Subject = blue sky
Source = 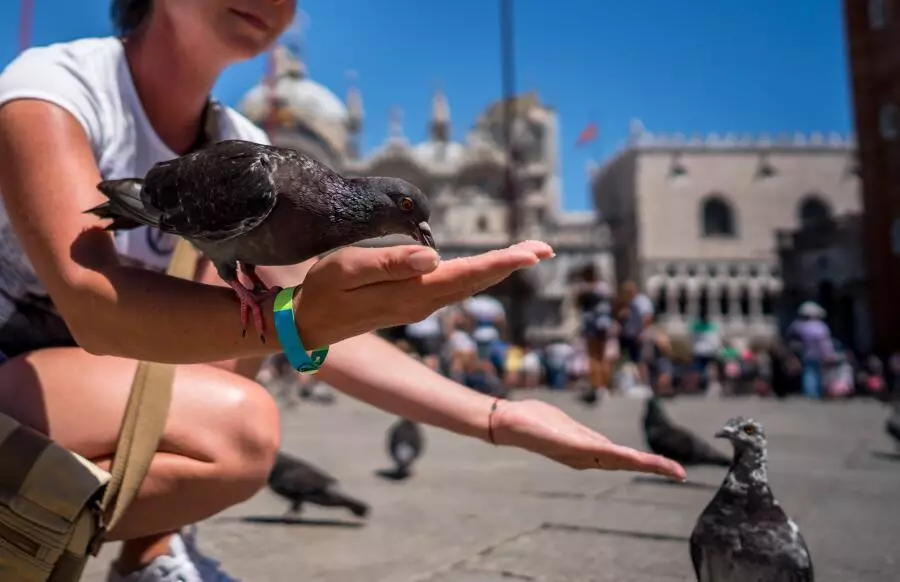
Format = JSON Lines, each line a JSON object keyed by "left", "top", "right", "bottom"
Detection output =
{"left": 0, "top": 0, "right": 853, "bottom": 211}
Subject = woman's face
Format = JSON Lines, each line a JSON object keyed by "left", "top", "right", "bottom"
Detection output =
{"left": 158, "top": 0, "right": 296, "bottom": 62}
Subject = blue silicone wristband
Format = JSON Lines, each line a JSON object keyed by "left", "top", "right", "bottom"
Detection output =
{"left": 273, "top": 286, "right": 329, "bottom": 374}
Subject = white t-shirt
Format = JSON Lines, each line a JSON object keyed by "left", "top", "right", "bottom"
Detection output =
{"left": 0, "top": 37, "right": 269, "bottom": 336}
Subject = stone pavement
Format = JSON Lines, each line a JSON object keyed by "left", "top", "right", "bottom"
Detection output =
{"left": 84, "top": 390, "right": 900, "bottom": 582}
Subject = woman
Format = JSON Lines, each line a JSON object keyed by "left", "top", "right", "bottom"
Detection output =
{"left": 573, "top": 264, "right": 613, "bottom": 399}
{"left": 0, "top": 2, "right": 684, "bottom": 581}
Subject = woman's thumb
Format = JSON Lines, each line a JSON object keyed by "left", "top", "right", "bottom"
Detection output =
{"left": 325, "top": 245, "right": 440, "bottom": 289}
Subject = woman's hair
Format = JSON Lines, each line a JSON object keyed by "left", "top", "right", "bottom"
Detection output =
{"left": 111, "top": 0, "right": 153, "bottom": 35}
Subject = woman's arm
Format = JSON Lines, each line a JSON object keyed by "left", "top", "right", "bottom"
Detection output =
{"left": 318, "top": 332, "right": 494, "bottom": 440}
{"left": 0, "top": 100, "right": 277, "bottom": 362}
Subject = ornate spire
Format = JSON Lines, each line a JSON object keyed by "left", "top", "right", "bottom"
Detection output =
{"left": 271, "top": 44, "right": 306, "bottom": 80}
{"left": 429, "top": 81, "right": 450, "bottom": 142}
{"left": 345, "top": 69, "right": 363, "bottom": 133}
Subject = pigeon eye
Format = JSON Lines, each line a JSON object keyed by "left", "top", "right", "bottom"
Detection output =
{"left": 742, "top": 425, "right": 756, "bottom": 435}
{"left": 398, "top": 196, "right": 414, "bottom": 212}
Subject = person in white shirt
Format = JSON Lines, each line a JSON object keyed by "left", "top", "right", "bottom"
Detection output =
{"left": 0, "top": 1, "right": 684, "bottom": 580}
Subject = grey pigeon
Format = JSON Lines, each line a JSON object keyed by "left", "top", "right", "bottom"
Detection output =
{"left": 87, "top": 139, "right": 435, "bottom": 340}
{"left": 690, "top": 417, "right": 813, "bottom": 582}
{"left": 387, "top": 418, "right": 424, "bottom": 480}
{"left": 643, "top": 397, "right": 731, "bottom": 467}
{"left": 267, "top": 450, "right": 369, "bottom": 518}
{"left": 886, "top": 401, "right": 900, "bottom": 449}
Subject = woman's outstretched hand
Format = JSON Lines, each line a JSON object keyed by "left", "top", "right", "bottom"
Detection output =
{"left": 490, "top": 398, "right": 687, "bottom": 481}
{"left": 294, "top": 240, "right": 553, "bottom": 349}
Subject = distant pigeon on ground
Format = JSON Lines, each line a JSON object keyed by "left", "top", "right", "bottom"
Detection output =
{"left": 690, "top": 416, "right": 814, "bottom": 582}
{"left": 267, "top": 450, "right": 369, "bottom": 519}
{"left": 387, "top": 418, "right": 424, "bottom": 480}
{"left": 886, "top": 401, "right": 900, "bottom": 449}
{"left": 88, "top": 139, "right": 435, "bottom": 340}
{"left": 643, "top": 397, "right": 731, "bottom": 467}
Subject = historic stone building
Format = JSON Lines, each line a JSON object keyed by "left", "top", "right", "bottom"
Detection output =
{"left": 843, "top": 0, "right": 900, "bottom": 355}
{"left": 239, "top": 46, "right": 610, "bottom": 341}
{"left": 590, "top": 120, "right": 861, "bottom": 342}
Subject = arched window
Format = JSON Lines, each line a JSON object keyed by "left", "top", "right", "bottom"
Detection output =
{"left": 701, "top": 196, "right": 736, "bottom": 238}
{"left": 797, "top": 195, "right": 832, "bottom": 227}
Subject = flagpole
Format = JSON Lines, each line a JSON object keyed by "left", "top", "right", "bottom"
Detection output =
{"left": 499, "top": 0, "right": 529, "bottom": 347}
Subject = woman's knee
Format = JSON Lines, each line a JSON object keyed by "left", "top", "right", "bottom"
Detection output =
{"left": 200, "top": 367, "right": 281, "bottom": 499}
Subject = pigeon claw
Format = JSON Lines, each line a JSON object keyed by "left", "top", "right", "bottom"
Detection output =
{"left": 228, "top": 281, "right": 283, "bottom": 342}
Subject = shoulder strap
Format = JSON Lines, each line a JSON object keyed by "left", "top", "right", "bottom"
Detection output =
{"left": 98, "top": 239, "right": 199, "bottom": 533}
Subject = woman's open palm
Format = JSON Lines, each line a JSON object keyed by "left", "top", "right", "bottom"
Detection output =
{"left": 490, "top": 399, "right": 687, "bottom": 481}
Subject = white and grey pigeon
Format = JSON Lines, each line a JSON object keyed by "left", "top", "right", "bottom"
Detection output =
{"left": 387, "top": 418, "right": 424, "bottom": 480}
{"left": 690, "top": 416, "right": 813, "bottom": 582}
{"left": 87, "top": 139, "right": 435, "bottom": 341}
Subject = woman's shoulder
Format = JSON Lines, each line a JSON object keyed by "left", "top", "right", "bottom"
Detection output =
{"left": 2, "top": 36, "right": 122, "bottom": 83}
{"left": 0, "top": 37, "right": 124, "bottom": 145}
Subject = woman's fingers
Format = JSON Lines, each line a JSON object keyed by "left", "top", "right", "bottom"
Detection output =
{"left": 357, "top": 245, "right": 553, "bottom": 325}
{"left": 598, "top": 444, "right": 687, "bottom": 481}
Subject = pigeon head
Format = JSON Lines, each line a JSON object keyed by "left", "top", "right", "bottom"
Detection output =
{"left": 715, "top": 416, "right": 766, "bottom": 452}
{"left": 357, "top": 176, "right": 436, "bottom": 249}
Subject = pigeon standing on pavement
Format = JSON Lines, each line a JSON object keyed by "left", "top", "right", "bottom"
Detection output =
{"left": 267, "top": 450, "right": 370, "bottom": 519}
{"left": 88, "top": 139, "right": 435, "bottom": 340}
{"left": 387, "top": 418, "right": 424, "bottom": 480}
{"left": 886, "top": 401, "right": 900, "bottom": 449}
{"left": 643, "top": 397, "right": 731, "bottom": 467}
{"left": 690, "top": 416, "right": 814, "bottom": 581}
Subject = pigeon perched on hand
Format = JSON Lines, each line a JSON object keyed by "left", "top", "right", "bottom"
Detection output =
{"left": 643, "top": 397, "right": 731, "bottom": 467}
{"left": 690, "top": 417, "right": 813, "bottom": 582}
{"left": 387, "top": 418, "right": 424, "bottom": 480}
{"left": 267, "top": 450, "right": 369, "bottom": 519}
{"left": 87, "top": 140, "right": 435, "bottom": 341}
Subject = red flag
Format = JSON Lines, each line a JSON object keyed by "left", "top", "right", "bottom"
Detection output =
{"left": 576, "top": 122, "right": 598, "bottom": 147}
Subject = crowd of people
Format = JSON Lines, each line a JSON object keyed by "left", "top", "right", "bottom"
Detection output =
{"left": 365, "top": 264, "right": 899, "bottom": 405}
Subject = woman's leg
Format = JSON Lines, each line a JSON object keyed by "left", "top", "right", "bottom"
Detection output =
{"left": 0, "top": 347, "right": 281, "bottom": 542}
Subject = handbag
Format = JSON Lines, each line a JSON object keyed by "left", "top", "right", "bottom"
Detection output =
{"left": 0, "top": 239, "right": 199, "bottom": 581}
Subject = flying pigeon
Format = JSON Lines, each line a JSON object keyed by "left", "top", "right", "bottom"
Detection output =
{"left": 387, "top": 418, "right": 424, "bottom": 480}
{"left": 886, "top": 401, "right": 900, "bottom": 449}
{"left": 267, "top": 450, "right": 369, "bottom": 519}
{"left": 87, "top": 139, "right": 435, "bottom": 341}
{"left": 690, "top": 416, "right": 814, "bottom": 582}
{"left": 643, "top": 397, "right": 731, "bottom": 467}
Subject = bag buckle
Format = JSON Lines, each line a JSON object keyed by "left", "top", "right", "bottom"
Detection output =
{"left": 86, "top": 499, "right": 108, "bottom": 557}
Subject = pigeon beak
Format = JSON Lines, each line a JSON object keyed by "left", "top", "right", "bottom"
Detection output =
{"left": 714, "top": 428, "right": 732, "bottom": 439}
{"left": 414, "top": 221, "right": 437, "bottom": 249}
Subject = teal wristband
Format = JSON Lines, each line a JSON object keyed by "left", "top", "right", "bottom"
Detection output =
{"left": 273, "top": 286, "right": 329, "bottom": 374}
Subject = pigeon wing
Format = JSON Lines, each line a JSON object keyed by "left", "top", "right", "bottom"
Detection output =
{"left": 142, "top": 140, "right": 280, "bottom": 242}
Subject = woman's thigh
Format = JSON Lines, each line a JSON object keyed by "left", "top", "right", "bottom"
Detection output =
{"left": 0, "top": 347, "right": 280, "bottom": 469}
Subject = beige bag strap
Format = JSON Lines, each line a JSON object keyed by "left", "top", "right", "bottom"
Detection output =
{"left": 97, "top": 239, "right": 199, "bottom": 536}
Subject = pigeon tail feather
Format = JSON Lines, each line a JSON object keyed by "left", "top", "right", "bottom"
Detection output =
{"left": 88, "top": 178, "right": 159, "bottom": 231}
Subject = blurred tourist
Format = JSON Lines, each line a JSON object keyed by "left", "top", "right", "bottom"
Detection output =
{"left": 543, "top": 339, "right": 575, "bottom": 390}
{"left": 689, "top": 308, "right": 723, "bottom": 392}
{"left": 616, "top": 280, "right": 655, "bottom": 385}
{"left": 572, "top": 264, "right": 614, "bottom": 398}
{"left": 785, "top": 301, "right": 835, "bottom": 399}
{"left": 404, "top": 306, "right": 449, "bottom": 373}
